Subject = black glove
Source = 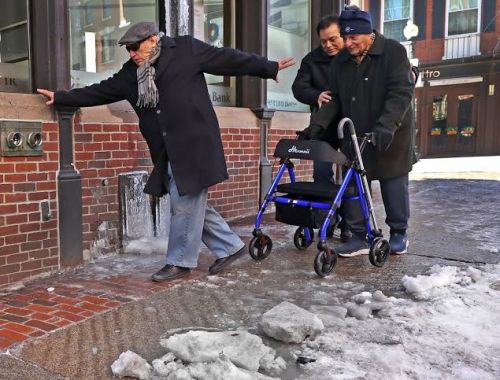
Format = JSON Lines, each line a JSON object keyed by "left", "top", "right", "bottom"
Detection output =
{"left": 411, "top": 66, "right": 420, "bottom": 84}
{"left": 373, "top": 127, "right": 394, "bottom": 152}
{"left": 297, "top": 125, "right": 324, "bottom": 140}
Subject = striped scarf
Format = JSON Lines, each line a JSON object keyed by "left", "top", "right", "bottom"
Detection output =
{"left": 136, "top": 32, "right": 164, "bottom": 108}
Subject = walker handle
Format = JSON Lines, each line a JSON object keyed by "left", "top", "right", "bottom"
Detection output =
{"left": 337, "top": 117, "right": 355, "bottom": 140}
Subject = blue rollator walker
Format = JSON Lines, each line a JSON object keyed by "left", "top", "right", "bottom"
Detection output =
{"left": 249, "top": 117, "right": 391, "bottom": 277}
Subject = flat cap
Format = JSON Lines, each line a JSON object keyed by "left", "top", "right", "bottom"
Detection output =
{"left": 118, "top": 21, "right": 159, "bottom": 45}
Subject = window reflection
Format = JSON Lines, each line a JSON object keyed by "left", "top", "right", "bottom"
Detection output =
{"left": 69, "top": 0, "right": 158, "bottom": 88}
{"left": 448, "top": 0, "right": 479, "bottom": 35}
{"left": 193, "top": 0, "right": 235, "bottom": 106}
{"left": 383, "top": 0, "right": 412, "bottom": 42}
{"left": 431, "top": 94, "right": 452, "bottom": 151}
{"left": 267, "top": 0, "right": 310, "bottom": 112}
{"left": 457, "top": 94, "right": 474, "bottom": 138}
{"left": 0, "top": 0, "right": 31, "bottom": 93}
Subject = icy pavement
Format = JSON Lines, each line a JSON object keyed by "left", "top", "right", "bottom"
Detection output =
{"left": 410, "top": 155, "right": 500, "bottom": 180}
{"left": 2, "top": 161, "right": 499, "bottom": 379}
{"left": 108, "top": 263, "right": 500, "bottom": 380}
{"left": 295, "top": 263, "right": 500, "bottom": 380}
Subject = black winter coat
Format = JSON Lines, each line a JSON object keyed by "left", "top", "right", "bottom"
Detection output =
{"left": 292, "top": 47, "right": 340, "bottom": 149}
{"left": 292, "top": 47, "right": 333, "bottom": 112}
{"left": 310, "top": 32, "right": 416, "bottom": 180}
{"left": 55, "top": 35, "right": 279, "bottom": 196}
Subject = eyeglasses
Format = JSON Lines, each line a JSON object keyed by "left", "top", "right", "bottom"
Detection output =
{"left": 125, "top": 37, "right": 148, "bottom": 52}
{"left": 125, "top": 41, "right": 142, "bottom": 52}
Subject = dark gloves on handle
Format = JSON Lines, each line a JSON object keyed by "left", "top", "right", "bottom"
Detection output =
{"left": 373, "top": 127, "right": 394, "bottom": 152}
{"left": 297, "top": 125, "right": 324, "bottom": 140}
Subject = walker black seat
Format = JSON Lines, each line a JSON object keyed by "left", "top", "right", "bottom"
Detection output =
{"left": 274, "top": 139, "right": 347, "bottom": 164}
{"left": 277, "top": 181, "right": 341, "bottom": 199}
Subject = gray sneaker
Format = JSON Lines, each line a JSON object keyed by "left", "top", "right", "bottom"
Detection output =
{"left": 336, "top": 235, "right": 369, "bottom": 257}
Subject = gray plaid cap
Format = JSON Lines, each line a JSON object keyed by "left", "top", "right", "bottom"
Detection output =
{"left": 118, "top": 21, "right": 159, "bottom": 45}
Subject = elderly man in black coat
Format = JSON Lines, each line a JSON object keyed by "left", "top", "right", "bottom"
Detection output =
{"left": 38, "top": 22, "right": 294, "bottom": 281}
{"left": 301, "top": 8, "right": 416, "bottom": 257}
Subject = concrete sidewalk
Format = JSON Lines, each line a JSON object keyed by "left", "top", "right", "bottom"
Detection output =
{"left": 410, "top": 155, "right": 500, "bottom": 180}
{"left": 0, "top": 157, "right": 499, "bottom": 379}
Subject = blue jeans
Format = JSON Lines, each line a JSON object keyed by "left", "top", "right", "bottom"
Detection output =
{"left": 165, "top": 164, "right": 245, "bottom": 268}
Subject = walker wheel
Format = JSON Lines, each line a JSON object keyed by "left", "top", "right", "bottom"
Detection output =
{"left": 249, "top": 235, "right": 273, "bottom": 261}
{"left": 369, "top": 237, "right": 390, "bottom": 267}
{"left": 314, "top": 248, "right": 337, "bottom": 277}
{"left": 293, "top": 227, "right": 314, "bottom": 250}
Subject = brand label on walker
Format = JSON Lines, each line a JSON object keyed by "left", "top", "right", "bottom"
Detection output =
{"left": 288, "top": 145, "right": 310, "bottom": 155}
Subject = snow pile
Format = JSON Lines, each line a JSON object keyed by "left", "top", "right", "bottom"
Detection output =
{"left": 295, "top": 264, "right": 500, "bottom": 379}
{"left": 123, "top": 238, "right": 169, "bottom": 255}
{"left": 152, "top": 352, "right": 276, "bottom": 380}
{"left": 401, "top": 265, "right": 474, "bottom": 299}
{"left": 160, "top": 330, "right": 279, "bottom": 372}
{"left": 112, "top": 330, "right": 285, "bottom": 379}
{"left": 111, "top": 350, "right": 152, "bottom": 379}
{"left": 343, "top": 290, "right": 396, "bottom": 320}
{"left": 111, "top": 264, "right": 500, "bottom": 379}
{"left": 260, "top": 301, "right": 324, "bottom": 343}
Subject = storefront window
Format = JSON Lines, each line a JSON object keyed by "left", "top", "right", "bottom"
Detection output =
{"left": 457, "top": 94, "right": 475, "bottom": 139}
{"left": 430, "top": 94, "right": 447, "bottom": 152}
{"left": 193, "top": 0, "right": 235, "bottom": 106}
{"left": 0, "top": 0, "right": 31, "bottom": 93}
{"left": 448, "top": 0, "right": 479, "bottom": 36}
{"left": 383, "top": 0, "right": 412, "bottom": 42}
{"left": 267, "top": 0, "right": 310, "bottom": 112}
{"left": 69, "top": 0, "right": 158, "bottom": 88}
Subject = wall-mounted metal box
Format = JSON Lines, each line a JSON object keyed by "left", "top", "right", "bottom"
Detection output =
{"left": 0, "top": 120, "right": 43, "bottom": 156}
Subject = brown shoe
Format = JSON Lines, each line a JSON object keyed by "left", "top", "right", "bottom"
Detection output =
{"left": 151, "top": 264, "right": 190, "bottom": 282}
{"left": 208, "top": 246, "right": 246, "bottom": 275}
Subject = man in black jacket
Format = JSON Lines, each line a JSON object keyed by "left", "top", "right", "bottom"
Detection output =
{"left": 38, "top": 22, "right": 294, "bottom": 281}
{"left": 292, "top": 15, "right": 351, "bottom": 242}
{"left": 302, "top": 8, "right": 416, "bottom": 257}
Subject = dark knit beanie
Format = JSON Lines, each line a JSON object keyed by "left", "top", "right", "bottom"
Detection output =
{"left": 339, "top": 8, "right": 373, "bottom": 35}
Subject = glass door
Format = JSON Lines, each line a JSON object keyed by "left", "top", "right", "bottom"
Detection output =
{"left": 428, "top": 84, "right": 478, "bottom": 156}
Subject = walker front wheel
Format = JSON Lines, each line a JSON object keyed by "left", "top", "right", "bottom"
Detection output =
{"left": 249, "top": 235, "right": 273, "bottom": 261}
{"left": 293, "top": 227, "right": 314, "bottom": 250}
{"left": 369, "top": 237, "right": 390, "bottom": 267}
{"left": 314, "top": 249, "right": 337, "bottom": 277}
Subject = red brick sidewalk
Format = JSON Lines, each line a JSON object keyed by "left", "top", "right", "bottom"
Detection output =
{"left": 0, "top": 261, "right": 207, "bottom": 351}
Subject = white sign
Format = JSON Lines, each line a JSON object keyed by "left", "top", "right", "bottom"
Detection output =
{"left": 208, "top": 85, "right": 235, "bottom": 107}
{"left": 0, "top": 62, "right": 30, "bottom": 93}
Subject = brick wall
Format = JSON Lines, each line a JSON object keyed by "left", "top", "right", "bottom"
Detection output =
{"left": 73, "top": 118, "right": 152, "bottom": 259}
{"left": 0, "top": 122, "right": 60, "bottom": 287}
{"left": 0, "top": 104, "right": 311, "bottom": 289}
{"left": 209, "top": 127, "right": 260, "bottom": 219}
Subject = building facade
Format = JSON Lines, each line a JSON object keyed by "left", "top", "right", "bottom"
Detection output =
{"left": 0, "top": 0, "right": 341, "bottom": 288}
{"left": 1, "top": 0, "right": 499, "bottom": 288}
{"left": 363, "top": 0, "right": 500, "bottom": 157}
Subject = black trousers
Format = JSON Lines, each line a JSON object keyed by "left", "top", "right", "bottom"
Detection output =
{"left": 344, "top": 174, "right": 409, "bottom": 236}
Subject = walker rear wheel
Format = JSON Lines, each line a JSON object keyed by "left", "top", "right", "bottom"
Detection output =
{"left": 369, "top": 237, "right": 390, "bottom": 267}
{"left": 293, "top": 227, "right": 314, "bottom": 250}
{"left": 249, "top": 235, "right": 273, "bottom": 261}
{"left": 314, "top": 249, "right": 337, "bottom": 277}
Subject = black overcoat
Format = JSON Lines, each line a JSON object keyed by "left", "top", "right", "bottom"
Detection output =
{"left": 311, "top": 32, "right": 416, "bottom": 180}
{"left": 55, "top": 35, "right": 278, "bottom": 196}
{"left": 292, "top": 47, "right": 340, "bottom": 149}
{"left": 292, "top": 46, "right": 333, "bottom": 111}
